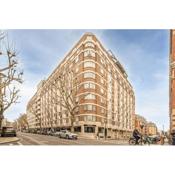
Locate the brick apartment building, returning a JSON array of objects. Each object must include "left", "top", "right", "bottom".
[
  {"left": 135, "top": 114, "right": 158, "bottom": 136},
  {"left": 135, "top": 114, "right": 147, "bottom": 135},
  {"left": 146, "top": 122, "right": 157, "bottom": 136},
  {"left": 170, "top": 29, "right": 175, "bottom": 133},
  {"left": 27, "top": 33, "right": 135, "bottom": 139}
]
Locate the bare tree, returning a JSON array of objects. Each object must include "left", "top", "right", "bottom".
[
  {"left": 47, "top": 67, "right": 89, "bottom": 132},
  {"left": 0, "top": 31, "right": 23, "bottom": 128},
  {"left": 15, "top": 113, "right": 29, "bottom": 131}
]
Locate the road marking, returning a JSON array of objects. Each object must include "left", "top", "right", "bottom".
[{"left": 19, "top": 134, "right": 43, "bottom": 145}]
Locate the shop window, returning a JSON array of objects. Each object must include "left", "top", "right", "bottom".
[
  {"left": 74, "top": 127, "right": 81, "bottom": 132},
  {"left": 84, "top": 126, "right": 95, "bottom": 133}
]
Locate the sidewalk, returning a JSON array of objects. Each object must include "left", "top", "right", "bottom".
[
  {"left": 0, "top": 137, "right": 20, "bottom": 145},
  {"left": 78, "top": 135, "right": 128, "bottom": 144}
]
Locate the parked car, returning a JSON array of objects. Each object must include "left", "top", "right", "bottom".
[
  {"left": 41, "top": 130, "right": 48, "bottom": 135},
  {"left": 47, "top": 130, "right": 55, "bottom": 136},
  {"left": 58, "top": 130, "right": 78, "bottom": 139},
  {"left": 1, "top": 127, "right": 16, "bottom": 137},
  {"left": 53, "top": 131, "right": 61, "bottom": 137},
  {"left": 36, "top": 130, "right": 42, "bottom": 134},
  {"left": 22, "top": 130, "right": 29, "bottom": 133}
]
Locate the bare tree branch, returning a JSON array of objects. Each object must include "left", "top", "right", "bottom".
[{"left": 0, "top": 32, "right": 23, "bottom": 128}]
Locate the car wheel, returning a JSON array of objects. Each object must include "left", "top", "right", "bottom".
[{"left": 66, "top": 135, "right": 69, "bottom": 139}]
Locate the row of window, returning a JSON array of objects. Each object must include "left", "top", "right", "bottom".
[
  {"left": 73, "top": 51, "right": 132, "bottom": 91},
  {"left": 75, "top": 60, "right": 105, "bottom": 75},
  {"left": 83, "top": 81, "right": 105, "bottom": 94},
  {"left": 83, "top": 105, "right": 105, "bottom": 113},
  {"left": 83, "top": 72, "right": 104, "bottom": 84},
  {"left": 83, "top": 93, "right": 106, "bottom": 103}
]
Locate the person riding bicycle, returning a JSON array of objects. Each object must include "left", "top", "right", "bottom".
[{"left": 133, "top": 128, "right": 141, "bottom": 144}]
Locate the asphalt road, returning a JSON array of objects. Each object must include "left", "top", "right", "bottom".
[
  {"left": 6, "top": 132, "right": 129, "bottom": 145},
  {"left": 4, "top": 132, "right": 170, "bottom": 146}
]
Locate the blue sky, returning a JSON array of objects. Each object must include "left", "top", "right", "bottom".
[{"left": 5, "top": 29, "right": 169, "bottom": 130}]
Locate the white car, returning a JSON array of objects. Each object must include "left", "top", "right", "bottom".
[
  {"left": 53, "top": 131, "right": 61, "bottom": 137},
  {"left": 58, "top": 130, "right": 78, "bottom": 139}
]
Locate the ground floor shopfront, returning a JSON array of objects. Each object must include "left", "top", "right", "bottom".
[
  {"left": 28, "top": 124, "right": 132, "bottom": 140},
  {"left": 73, "top": 125, "right": 132, "bottom": 139}
]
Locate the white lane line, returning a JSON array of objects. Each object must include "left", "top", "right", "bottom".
[{"left": 19, "top": 134, "right": 43, "bottom": 145}]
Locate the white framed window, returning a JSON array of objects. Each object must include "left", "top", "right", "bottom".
[
  {"left": 84, "top": 105, "right": 96, "bottom": 111},
  {"left": 84, "top": 83, "right": 95, "bottom": 89},
  {"left": 100, "top": 88, "right": 104, "bottom": 94},
  {"left": 84, "top": 61, "right": 95, "bottom": 68},
  {"left": 101, "top": 108, "right": 105, "bottom": 114},
  {"left": 75, "top": 67, "right": 79, "bottom": 73},
  {"left": 84, "top": 115, "right": 96, "bottom": 122},
  {"left": 75, "top": 96, "right": 79, "bottom": 103},
  {"left": 72, "top": 48, "right": 77, "bottom": 53},
  {"left": 108, "top": 67, "right": 111, "bottom": 72},
  {"left": 100, "top": 78, "right": 104, "bottom": 84},
  {"left": 75, "top": 56, "right": 79, "bottom": 63},
  {"left": 99, "top": 50, "right": 102, "bottom": 56},
  {"left": 84, "top": 72, "right": 95, "bottom": 79},
  {"left": 77, "top": 49, "right": 80, "bottom": 54},
  {"left": 85, "top": 42, "right": 95, "bottom": 48},
  {"left": 101, "top": 58, "right": 104, "bottom": 64},
  {"left": 84, "top": 50, "right": 95, "bottom": 57},
  {"left": 100, "top": 68, "right": 104, "bottom": 74},
  {"left": 100, "top": 98, "right": 105, "bottom": 104},
  {"left": 84, "top": 94, "right": 96, "bottom": 100}
]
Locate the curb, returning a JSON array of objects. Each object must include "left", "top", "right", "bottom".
[{"left": 0, "top": 138, "right": 20, "bottom": 145}]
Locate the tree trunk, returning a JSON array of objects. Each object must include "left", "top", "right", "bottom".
[
  {"left": 0, "top": 111, "right": 4, "bottom": 129},
  {"left": 70, "top": 117, "right": 74, "bottom": 132}
]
